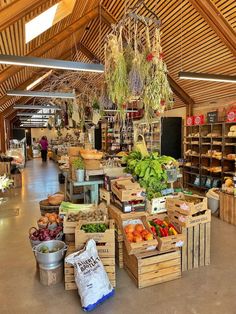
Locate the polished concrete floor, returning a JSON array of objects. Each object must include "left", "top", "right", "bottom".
[{"left": 0, "top": 159, "right": 236, "bottom": 314}]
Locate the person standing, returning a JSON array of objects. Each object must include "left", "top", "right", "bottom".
[{"left": 39, "top": 136, "right": 48, "bottom": 162}]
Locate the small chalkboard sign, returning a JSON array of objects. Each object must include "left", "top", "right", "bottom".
[{"left": 207, "top": 111, "right": 218, "bottom": 123}]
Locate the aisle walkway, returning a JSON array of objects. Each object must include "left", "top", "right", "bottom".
[{"left": 0, "top": 159, "right": 236, "bottom": 314}]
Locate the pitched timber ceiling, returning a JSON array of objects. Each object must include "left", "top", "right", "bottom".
[{"left": 0, "top": 0, "right": 235, "bottom": 118}]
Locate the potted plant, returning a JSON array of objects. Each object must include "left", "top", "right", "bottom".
[{"left": 72, "top": 157, "right": 84, "bottom": 182}]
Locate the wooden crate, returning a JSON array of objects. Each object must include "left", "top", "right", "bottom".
[
  {"left": 124, "top": 248, "right": 181, "bottom": 288},
  {"left": 64, "top": 243, "right": 116, "bottom": 290},
  {"left": 181, "top": 222, "right": 211, "bottom": 271},
  {"left": 111, "top": 178, "right": 145, "bottom": 202},
  {"left": 166, "top": 194, "right": 207, "bottom": 216},
  {"left": 148, "top": 213, "right": 185, "bottom": 252},
  {"left": 100, "top": 188, "right": 111, "bottom": 205},
  {"left": 108, "top": 204, "right": 147, "bottom": 230},
  {"left": 122, "top": 216, "right": 158, "bottom": 255},
  {"left": 220, "top": 192, "right": 236, "bottom": 226},
  {"left": 75, "top": 220, "right": 115, "bottom": 249},
  {"left": 115, "top": 230, "right": 124, "bottom": 268},
  {"left": 168, "top": 209, "right": 211, "bottom": 228}
]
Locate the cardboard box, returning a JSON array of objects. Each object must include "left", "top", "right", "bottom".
[
  {"left": 111, "top": 177, "right": 145, "bottom": 202},
  {"left": 84, "top": 159, "right": 101, "bottom": 170}
]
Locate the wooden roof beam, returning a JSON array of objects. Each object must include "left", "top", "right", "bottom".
[
  {"left": 0, "top": 0, "right": 55, "bottom": 32},
  {"left": 101, "top": 6, "right": 195, "bottom": 107},
  {"left": 78, "top": 43, "right": 101, "bottom": 63},
  {"left": 188, "top": 0, "right": 236, "bottom": 57},
  {"left": 0, "top": 6, "right": 99, "bottom": 85}
]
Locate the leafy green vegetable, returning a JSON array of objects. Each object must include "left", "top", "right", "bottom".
[
  {"left": 81, "top": 223, "right": 107, "bottom": 233},
  {"left": 124, "top": 150, "right": 177, "bottom": 200}
]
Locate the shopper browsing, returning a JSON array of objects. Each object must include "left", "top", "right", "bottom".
[{"left": 39, "top": 136, "right": 48, "bottom": 162}]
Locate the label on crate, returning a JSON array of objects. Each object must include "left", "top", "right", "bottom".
[
  {"left": 175, "top": 240, "right": 184, "bottom": 248},
  {"left": 146, "top": 245, "right": 158, "bottom": 251},
  {"left": 178, "top": 216, "right": 187, "bottom": 222},
  {"left": 180, "top": 203, "right": 189, "bottom": 211}
]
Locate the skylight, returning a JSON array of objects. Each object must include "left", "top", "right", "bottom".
[{"left": 25, "top": 0, "right": 76, "bottom": 43}]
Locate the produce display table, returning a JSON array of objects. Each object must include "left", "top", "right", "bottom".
[
  {"left": 66, "top": 178, "right": 104, "bottom": 204},
  {"left": 220, "top": 192, "right": 236, "bottom": 225}
]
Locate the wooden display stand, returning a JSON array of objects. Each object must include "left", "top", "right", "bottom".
[
  {"left": 220, "top": 192, "right": 236, "bottom": 225},
  {"left": 64, "top": 242, "right": 116, "bottom": 290},
  {"left": 124, "top": 248, "right": 181, "bottom": 289},
  {"left": 0, "top": 162, "right": 11, "bottom": 175},
  {"left": 11, "top": 173, "right": 22, "bottom": 188}
]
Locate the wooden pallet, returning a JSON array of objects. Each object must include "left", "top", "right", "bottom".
[
  {"left": 220, "top": 192, "right": 236, "bottom": 226},
  {"left": 124, "top": 248, "right": 181, "bottom": 289},
  {"left": 181, "top": 222, "right": 211, "bottom": 271},
  {"left": 64, "top": 243, "right": 116, "bottom": 290}
]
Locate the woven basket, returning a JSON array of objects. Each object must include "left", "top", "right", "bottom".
[{"left": 39, "top": 199, "right": 60, "bottom": 216}]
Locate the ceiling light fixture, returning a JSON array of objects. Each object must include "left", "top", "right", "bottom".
[
  {"left": 0, "top": 54, "right": 104, "bottom": 73},
  {"left": 17, "top": 112, "right": 55, "bottom": 116},
  {"left": 13, "top": 104, "right": 61, "bottom": 110},
  {"left": 7, "top": 90, "right": 75, "bottom": 99},
  {"left": 178, "top": 71, "right": 236, "bottom": 83}
]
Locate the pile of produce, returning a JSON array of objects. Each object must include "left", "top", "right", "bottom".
[
  {"left": 39, "top": 245, "right": 60, "bottom": 254},
  {"left": 149, "top": 217, "right": 179, "bottom": 238},
  {"left": 124, "top": 150, "right": 178, "bottom": 200},
  {"left": 124, "top": 223, "right": 154, "bottom": 243},
  {"left": 67, "top": 209, "right": 106, "bottom": 222},
  {"left": 81, "top": 223, "right": 107, "bottom": 233},
  {"left": 38, "top": 213, "right": 62, "bottom": 229},
  {"left": 29, "top": 225, "right": 63, "bottom": 242},
  {"left": 60, "top": 202, "right": 96, "bottom": 214}
]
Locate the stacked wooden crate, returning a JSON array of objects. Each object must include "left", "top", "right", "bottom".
[
  {"left": 166, "top": 194, "right": 211, "bottom": 271},
  {"left": 108, "top": 204, "right": 148, "bottom": 268},
  {"left": 220, "top": 192, "right": 236, "bottom": 226}
]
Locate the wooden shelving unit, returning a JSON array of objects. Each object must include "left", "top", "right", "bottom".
[
  {"left": 183, "top": 122, "right": 236, "bottom": 191},
  {"left": 133, "top": 119, "right": 161, "bottom": 153}
]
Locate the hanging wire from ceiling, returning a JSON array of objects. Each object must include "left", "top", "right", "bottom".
[{"left": 180, "top": 0, "right": 183, "bottom": 72}]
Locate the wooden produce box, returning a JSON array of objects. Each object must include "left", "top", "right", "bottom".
[
  {"left": 168, "top": 209, "right": 211, "bottom": 228},
  {"left": 0, "top": 162, "right": 11, "bottom": 175},
  {"left": 181, "top": 222, "right": 211, "bottom": 271},
  {"left": 108, "top": 204, "right": 147, "bottom": 229},
  {"left": 64, "top": 243, "right": 116, "bottom": 290},
  {"left": 122, "top": 216, "right": 158, "bottom": 255},
  {"left": 100, "top": 188, "right": 111, "bottom": 205},
  {"left": 111, "top": 178, "right": 145, "bottom": 202},
  {"left": 124, "top": 248, "right": 181, "bottom": 288},
  {"left": 148, "top": 214, "right": 185, "bottom": 252},
  {"left": 220, "top": 192, "right": 236, "bottom": 226},
  {"left": 75, "top": 219, "right": 115, "bottom": 250},
  {"left": 147, "top": 196, "right": 167, "bottom": 215},
  {"left": 166, "top": 194, "right": 207, "bottom": 216}
]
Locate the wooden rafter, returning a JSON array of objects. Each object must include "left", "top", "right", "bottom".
[
  {"left": 101, "top": 5, "right": 195, "bottom": 106},
  {"left": 188, "top": 0, "right": 236, "bottom": 57},
  {"left": 0, "top": 0, "right": 56, "bottom": 32},
  {"left": 78, "top": 43, "right": 101, "bottom": 63},
  {"left": 0, "top": 6, "right": 99, "bottom": 86}
]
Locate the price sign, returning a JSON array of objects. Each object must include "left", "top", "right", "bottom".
[{"left": 207, "top": 111, "right": 218, "bottom": 123}]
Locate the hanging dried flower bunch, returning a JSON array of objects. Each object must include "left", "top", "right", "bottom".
[{"left": 104, "top": 12, "right": 173, "bottom": 121}]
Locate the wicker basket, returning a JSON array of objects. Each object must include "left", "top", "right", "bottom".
[{"left": 39, "top": 199, "right": 60, "bottom": 215}]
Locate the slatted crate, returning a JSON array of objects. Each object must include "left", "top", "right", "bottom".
[
  {"left": 181, "top": 222, "right": 211, "bottom": 271},
  {"left": 115, "top": 229, "right": 123, "bottom": 268},
  {"left": 100, "top": 188, "right": 111, "bottom": 205},
  {"left": 124, "top": 248, "right": 181, "bottom": 289},
  {"left": 220, "top": 192, "right": 236, "bottom": 226},
  {"left": 64, "top": 243, "right": 116, "bottom": 290}
]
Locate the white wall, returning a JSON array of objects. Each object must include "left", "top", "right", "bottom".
[
  {"left": 31, "top": 128, "right": 77, "bottom": 142},
  {"left": 163, "top": 107, "right": 186, "bottom": 122}
]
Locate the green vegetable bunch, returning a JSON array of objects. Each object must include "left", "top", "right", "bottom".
[
  {"left": 81, "top": 223, "right": 107, "bottom": 233},
  {"left": 124, "top": 151, "right": 177, "bottom": 200},
  {"left": 72, "top": 157, "right": 84, "bottom": 170}
]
